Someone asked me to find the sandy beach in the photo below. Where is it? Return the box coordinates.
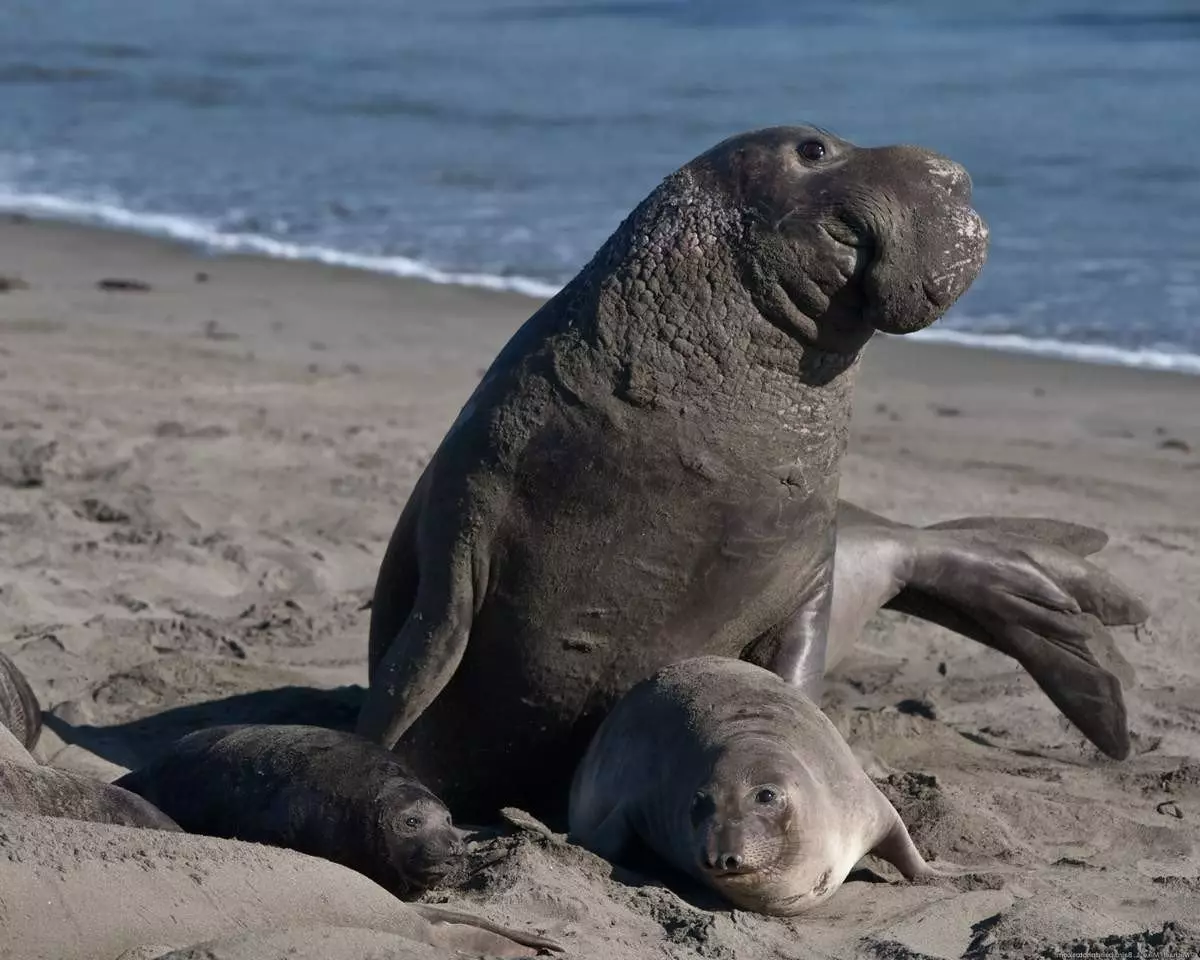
[2,214,1198,959]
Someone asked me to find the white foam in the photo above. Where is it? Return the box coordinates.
[2,188,1198,377]
[0,189,562,299]
[910,326,1200,376]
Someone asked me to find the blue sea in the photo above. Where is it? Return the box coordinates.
[2,0,1199,371]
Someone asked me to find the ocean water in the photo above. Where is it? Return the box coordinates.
[2,0,1198,371]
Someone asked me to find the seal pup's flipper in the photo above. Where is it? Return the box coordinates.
[412,905,565,955]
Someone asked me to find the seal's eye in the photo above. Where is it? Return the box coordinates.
[797,140,827,162]
[404,815,423,828]
[754,788,778,805]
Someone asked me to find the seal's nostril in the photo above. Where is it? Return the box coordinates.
[721,853,742,871]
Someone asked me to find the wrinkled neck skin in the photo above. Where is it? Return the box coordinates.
[547,168,864,488]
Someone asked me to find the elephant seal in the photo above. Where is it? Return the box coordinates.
[569,656,953,915]
[117,724,465,895]
[358,123,990,818]
[0,650,41,749]
[360,124,1144,813]
[0,809,563,959]
[0,754,181,830]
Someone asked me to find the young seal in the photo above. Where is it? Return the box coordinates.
[116,723,466,895]
[0,649,42,749]
[357,123,1139,816]
[0,809,563,959]
[0,755,181,831]
[569,656,954,915]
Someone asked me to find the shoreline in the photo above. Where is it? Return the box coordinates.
[4,206,1199,378]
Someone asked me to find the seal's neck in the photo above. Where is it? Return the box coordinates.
[562,170,861,426]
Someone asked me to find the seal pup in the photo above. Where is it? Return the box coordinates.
[0,754,181,830]
[0,649,41,749]
[114,925,488,960]
[569,656,957,915]
[0,809,563,959]
[357,123,1133,816]
[117,723,466,895]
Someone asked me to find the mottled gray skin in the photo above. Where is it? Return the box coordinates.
[830,507,1147,758]
[569,656,940,916]
[358,125,989,818]
[0,650,41,749]
[117,724,466,896]
[0,757,180,831]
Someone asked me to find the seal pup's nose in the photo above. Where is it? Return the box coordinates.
[701,844,747,874]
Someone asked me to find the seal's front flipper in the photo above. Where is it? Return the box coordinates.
[866,813,935,880]
[865,812,1005,884]
[356,549,478,750]
[414,904,565,955]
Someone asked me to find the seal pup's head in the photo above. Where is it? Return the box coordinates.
[378,780,468,892]
[685,737,863,915]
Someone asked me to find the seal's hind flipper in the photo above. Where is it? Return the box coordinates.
[923,516,1108,557]
[893,589,1132,759]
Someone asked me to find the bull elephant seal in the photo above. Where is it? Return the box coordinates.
[117,724,465,895]
[357,124,990,818]
[569,656,954,915]
[0,809,563,959]
[0,650,41,749]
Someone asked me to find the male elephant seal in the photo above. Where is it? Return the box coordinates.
[569,656,950,915]
[117,724,465,895]
[358,124,990,817]
[0,809,562,959]
[0,650,41,749]
[359,123,1137,817]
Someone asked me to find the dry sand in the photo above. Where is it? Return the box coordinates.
[1,215,1198,959]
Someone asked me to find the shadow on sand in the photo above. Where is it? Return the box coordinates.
[42,684,367,770]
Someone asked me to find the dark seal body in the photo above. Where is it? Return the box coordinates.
[0,651,41,749]
[116,723,466,895]
[358,125,990,818]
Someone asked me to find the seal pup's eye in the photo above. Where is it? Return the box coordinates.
[754,787,778,805]
[404,815,423,828]
[797,140,827,162]
[690,791,715,825]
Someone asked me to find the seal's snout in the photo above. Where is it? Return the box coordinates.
[701,844,749,875]
[919,151,974,203]
[856,143,989,336]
